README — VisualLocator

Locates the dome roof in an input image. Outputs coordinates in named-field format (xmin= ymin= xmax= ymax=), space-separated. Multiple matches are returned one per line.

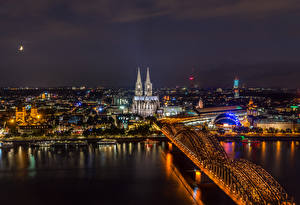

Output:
xmin=214 ymin=113 xmax=241 ymax=126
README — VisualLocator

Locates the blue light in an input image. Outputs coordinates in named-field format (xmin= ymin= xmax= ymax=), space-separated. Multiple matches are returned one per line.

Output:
xmin=75 ymin=102 xmax=82 ymax=107
xmin=226 ymin=112 xmax=241 ymax=126
xmin=215 ymin=112 xmax=241 ymax=126
xmin=234 ymin=79 xmax=239 ymax=88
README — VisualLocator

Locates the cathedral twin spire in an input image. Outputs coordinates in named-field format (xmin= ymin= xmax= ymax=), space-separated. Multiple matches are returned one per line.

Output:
xmin=135 ymin=68 xmax=143 ymax=96
xmin=135 ymin=67 xmax=152 ymax=96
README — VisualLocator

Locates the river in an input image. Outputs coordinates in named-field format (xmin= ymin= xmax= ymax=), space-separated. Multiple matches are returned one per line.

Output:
xmin=0 ymin=140 xmax=298 ymax=204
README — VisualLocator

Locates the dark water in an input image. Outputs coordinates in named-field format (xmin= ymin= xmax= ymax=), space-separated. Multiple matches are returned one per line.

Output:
xmin=221 ymin=140 xmax=300 ymax=204
xmin=0 ymin=141 xmax=298 ymax=205
xmin=0 ymin=142 xmax=197 ymax=205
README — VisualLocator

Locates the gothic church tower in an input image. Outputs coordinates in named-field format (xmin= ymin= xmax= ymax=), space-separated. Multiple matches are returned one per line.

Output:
xmin=135 ymin=67 xmax=143 ymax=96
xmin=144 ymin=67 xmax=152 ymax=96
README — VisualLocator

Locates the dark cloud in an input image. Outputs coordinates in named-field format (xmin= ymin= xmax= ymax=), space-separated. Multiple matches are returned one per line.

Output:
xmin=0 ymin=1 xmax=299 ymax=88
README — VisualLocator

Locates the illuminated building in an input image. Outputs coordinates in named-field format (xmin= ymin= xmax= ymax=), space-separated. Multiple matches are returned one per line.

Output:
xmin=144 ymin=67 xmax=152 ymax=96
xmin=162 ymin=96 xmax=170 ymax=106
xmin=197 ymin=98 xmax=204 ymax=109
xmin=247 ymin=98 xmax=258 ymax=116
xmin=216 ymin=88 xmax=223 ymax=93
xmin=15 ymin=106 xmax=43 ymax=126
xmin=188 ymin=106 xmax=247 ymax=128
xmin=42 ymin=93 xmax=46 ymax=99
xmin=255 ymin=119 xmax=300 ymax=132
xmin=41 ymin=92 xmax=51 ymax=100
xmin=214 ymin=113 xmax=241 ymax=128
xmin=135 ymin=67 xmax=143 ymax=96
xmin=18 ymin=125 xmax=51 ymax=135
xmin=233 ymin=77 xmax=239 ymax=98
xmin=30 ymin=107 xmax=38 ymax=119
xmin=163 ymin=106 xmax=183 ymax=116
xmin=16 ymin=107 xmax=26 ymax=124
xmin=132 ymin=68 xmax=160 ymax=117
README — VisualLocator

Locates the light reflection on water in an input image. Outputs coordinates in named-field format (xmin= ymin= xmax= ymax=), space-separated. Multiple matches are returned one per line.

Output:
xmin=1 ymin=140 xmax=296 ymax=204
xmin=0 ymin=142 xmax=197 ymax=205
xmin=221 ymin=140 xmax=300 ymax=204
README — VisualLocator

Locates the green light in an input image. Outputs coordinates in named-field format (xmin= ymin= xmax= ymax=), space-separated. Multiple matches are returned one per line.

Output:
xmin=290 ymin=105 xmax=298 ymax=109
xmin=240 ymin=135 xmax=245 ymax=140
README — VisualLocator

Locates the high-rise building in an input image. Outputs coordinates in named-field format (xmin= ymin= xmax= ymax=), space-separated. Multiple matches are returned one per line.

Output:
xmin=233 ymin=77 xmax=239 ymax=99
xmin=132 ymin=68 xmax=159 ymax=117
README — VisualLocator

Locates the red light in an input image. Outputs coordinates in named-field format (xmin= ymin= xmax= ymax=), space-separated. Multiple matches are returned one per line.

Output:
xmin=189 ymin=76 xmax=194 ymax=81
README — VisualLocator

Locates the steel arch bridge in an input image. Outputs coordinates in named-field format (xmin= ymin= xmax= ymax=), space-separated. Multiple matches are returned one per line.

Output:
xmin=157 ymin=122 xmax=292 ymax=205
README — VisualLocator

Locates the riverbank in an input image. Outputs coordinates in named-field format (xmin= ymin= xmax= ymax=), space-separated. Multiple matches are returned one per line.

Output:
xmin=2 ymin=133 xmax=300 ymax=144
xmin=217 ymin=135 xmax=300 ymax=141
xmin=0 ymin=135 xmax=167 ymax=143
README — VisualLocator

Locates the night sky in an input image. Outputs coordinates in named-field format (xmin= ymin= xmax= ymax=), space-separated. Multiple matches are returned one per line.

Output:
xmin=1 ymin=0 xmax=300 ymax=88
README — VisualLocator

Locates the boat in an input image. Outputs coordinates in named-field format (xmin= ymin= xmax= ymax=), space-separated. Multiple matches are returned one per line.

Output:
xmin=145 ymin=139 xmax=159 ymax=144
xmin=0 ymin=142 xmax=14 ymax=149
xmin=97 ymin=139 xmax=117 ymax=145
xmin=67 ymin=141 xmax=88 ymax=146
xmin=241 ymin=139 xmax=261 ymax=144
xmin=31 ymin=141 xmax=55 ymax=147
xmin=51 ymin=140 xmax=88 ymax=147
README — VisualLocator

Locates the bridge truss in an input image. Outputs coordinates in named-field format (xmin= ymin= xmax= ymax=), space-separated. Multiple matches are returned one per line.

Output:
xmin=159 ymin=123 xmax=292 ymax=205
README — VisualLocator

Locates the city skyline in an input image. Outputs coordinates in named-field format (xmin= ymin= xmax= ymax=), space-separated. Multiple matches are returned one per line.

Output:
xmin=0 ymin=2 xmax=299 ymax=205
xmin=0 ymin=1 xmax=300 ymax=88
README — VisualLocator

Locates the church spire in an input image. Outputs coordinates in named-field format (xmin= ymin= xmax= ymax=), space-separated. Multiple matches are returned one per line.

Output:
xmin=146 ymin=67 xmax=150 ymax=83
xmin=137 ymin=67 xmax=142 ymax=83
xmin=135 ymin=67 xmax=143 ymax=96
xmin=144 ymin=67 xmax=152 ymax=96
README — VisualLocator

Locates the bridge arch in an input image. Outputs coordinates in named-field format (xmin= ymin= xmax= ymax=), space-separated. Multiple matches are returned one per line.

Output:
xmin=160 ymin=123 xmax=290 ymax=205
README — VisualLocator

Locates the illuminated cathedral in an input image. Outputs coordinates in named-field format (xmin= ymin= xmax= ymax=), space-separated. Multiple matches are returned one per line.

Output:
xmin=132 ymin=68 xmax=160 ymax=117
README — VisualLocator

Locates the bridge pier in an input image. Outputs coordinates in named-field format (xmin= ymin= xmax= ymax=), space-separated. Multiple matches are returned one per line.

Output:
xmin=194 ymin=169 xmax=211 ymax=184
xmin=168 ymin=142 xmax=172 ymax=151
xmin=195 ymin=170 xmax=201 ymax=184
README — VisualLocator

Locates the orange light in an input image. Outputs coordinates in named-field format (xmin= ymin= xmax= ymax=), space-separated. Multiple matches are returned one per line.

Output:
xmin=291 ymin=141 xmax=295 ymax=159
xmin=168 ymin=142 xmax=172 ymax=150
xmin=195 ymin=170 xmax=201 ymax=183
xmin=166 ymin=153 xmax=172 ymax=178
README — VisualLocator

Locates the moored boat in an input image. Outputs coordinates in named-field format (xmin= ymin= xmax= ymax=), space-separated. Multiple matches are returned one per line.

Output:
xmin=0 ymin=142 xmax=14 ymax=148
xmin=97 ymin=139 xmax=117 ymax=145
xmin=51 ymin=140 xmax=88 ymax=147
xmin=31 ymin=141 xmax=55 ymax=147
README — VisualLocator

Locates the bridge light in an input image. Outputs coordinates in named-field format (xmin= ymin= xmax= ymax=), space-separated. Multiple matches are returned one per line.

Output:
xmin=195 ymin=170 xmax=201 ymax=183
xmin=168 ymin=142 xmax=172 ymax=150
